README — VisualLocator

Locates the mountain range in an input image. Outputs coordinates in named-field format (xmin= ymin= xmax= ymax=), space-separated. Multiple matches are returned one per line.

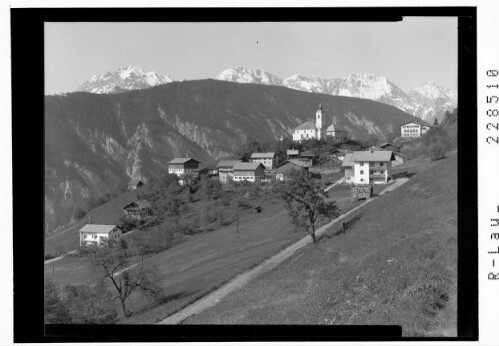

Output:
xmin=76 ymin=65 xmax=457 ymax=122
xmin=46 ymin=79 xmax=422 ymax=234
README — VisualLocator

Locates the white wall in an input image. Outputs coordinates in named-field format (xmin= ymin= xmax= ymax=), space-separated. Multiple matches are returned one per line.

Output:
xmin=353 ymin=161 xmax=370 ymax=184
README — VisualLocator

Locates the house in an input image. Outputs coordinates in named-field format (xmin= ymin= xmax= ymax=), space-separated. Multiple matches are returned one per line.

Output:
xmin=123 ymin=200 xmax=152 ymax=220
xmin=232 ymin=162 xmax=266 ymax=182
xmin=286 ymin=149 xmax=300 ymax=159
xmin=128 ymin=179 xmax=144 ymax=191
xmin=347 ymin=150 xmax=396 ymax=184
xmin=298 ymin=151 xmax=314 ymax=166
xmin=325 ymin=123 xmax=349 ymax=141
xmin=369 ymin=146 xmax=404 ymax=167
xmin=400 ymin=121 xmax=433 ymax=138
xmin=341 ymin=152 xmax=355 ymax=184
xmin=275 ymin=159 xmax=310 ymax=181
xmin=79 ymin=224 xmax=122 ymax=247
xmin=292 ymin=104 xmax=326 ymax=141
xmin=216 ymin=160 xmax=242 ymax=183
xmin=250 ymin=152 xmax=276 ymax=169
xmin=310 ymin=157 xmax=343 ymax=174
xmin=167 ymin=158 xmax=201 ymax=176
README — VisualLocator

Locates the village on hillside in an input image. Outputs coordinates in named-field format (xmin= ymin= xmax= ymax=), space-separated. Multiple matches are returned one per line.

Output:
xmin=75 ymin=104 xmax=438 ymax=247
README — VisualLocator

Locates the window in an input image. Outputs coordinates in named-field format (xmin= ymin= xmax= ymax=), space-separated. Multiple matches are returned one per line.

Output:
xmin=360 ymin=162 xmax=364 ymax=167
xmin=360 ymin=170 xmax=364 ymax=174
xmin=380 ymin=162 xmax=384 ymax=166
xmin=370 ymin=170 xmax=373 ymax=174
xmin=370 ymin=162 xmax=374 ymax=167
xmin=360 ymin=178 xmax=364 ymax=182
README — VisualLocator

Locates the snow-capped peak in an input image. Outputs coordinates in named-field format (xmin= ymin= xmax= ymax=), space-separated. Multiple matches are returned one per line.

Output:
xmin=216 ymin=67 xmax=283 ymax=86
xmin=77 ymin=66 xmax=175 ymax=94
xmin=411 ymin=81 xmax=456 ymax=102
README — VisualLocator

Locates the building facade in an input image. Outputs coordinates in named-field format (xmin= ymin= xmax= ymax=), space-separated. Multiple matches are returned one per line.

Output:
xmin=216 ymin=160 xmax=241 ymax=183
xmin=400 ymin=121 xmax=432 ymax=138
xmin=79 ymin=224 xmax=122 ymax=247
xmin=250 ymin=152 xmax=275 ymax=169
xmin=232 ymin=162 xmax=266 ymax=182
xmin=123 ymin=200 xmax=152 ymax=220
xmin=167 ymin=158 xmax=201 ymax=176
xmin=275 ymin=159 xmax=309 ymax=181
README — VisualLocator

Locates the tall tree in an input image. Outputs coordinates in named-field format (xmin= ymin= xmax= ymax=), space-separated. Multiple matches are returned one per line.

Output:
xmin=90 ymin=239 xmax=163 ymax=319
xmin=273 ymin=169 xmax=340 ymax=243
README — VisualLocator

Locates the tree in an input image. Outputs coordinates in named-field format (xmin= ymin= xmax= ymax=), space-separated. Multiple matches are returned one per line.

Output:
xmin=273 ymin=169 xmax=340 ymax=243
xmin=433 ymin=118 xmax=439 ymax=126
xmin=44 ymin=278 xmax=71 ymax=324
xmin=63 ymin=280 xmax=117 ymax=324
xmin=90 ymin=239 xmax=163 ymax=318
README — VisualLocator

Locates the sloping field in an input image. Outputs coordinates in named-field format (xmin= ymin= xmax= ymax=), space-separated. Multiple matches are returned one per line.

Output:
xmin=185 ymin=154 xmax=457 ymax=336
xmin=44 ymin=190 xmax=139 ymax=255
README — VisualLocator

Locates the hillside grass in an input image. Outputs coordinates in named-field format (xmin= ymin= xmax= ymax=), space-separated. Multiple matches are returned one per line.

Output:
xmin=44 ymin=190 xmax=140 ymax=255
xmin=184 ymin=154 xmax=457 ymax=336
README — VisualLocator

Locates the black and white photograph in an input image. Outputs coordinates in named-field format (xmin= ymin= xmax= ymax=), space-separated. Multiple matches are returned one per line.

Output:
xmin=6 ymin=4 xmax=486 ymax=344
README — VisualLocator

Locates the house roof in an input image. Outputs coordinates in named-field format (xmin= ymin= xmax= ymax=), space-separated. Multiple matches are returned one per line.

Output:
xmin=286 ymin=149 xmax=300 ymax=155
xmin=251 ymin=152 xmax=275 ymax=159
xmin=124 ymin=200 xmax=151 ymax=209
xmin=294 ymin=122 xmax=316 ymax=131
xmin=330 ymin=148 xmax=346 ymax=155
xmin=350 ymin=150 xmax=395 ymax=162
xmin=300 ymin=151 xmax=314 ymax=158
xmin=216 ymin=160 xmax=241 ymax=168
xmin=233 ymin=162 xmax=265 ymax=171
xmin=276 ymin=159 xmax=311 ymax=169
xmin=79 ymin=224 xmax=116 ymax=234
xmin=167 ymin=158 xmax=200 ymax=164
xmin=400 ymin=120 xmax=434 ymax=127
xmin=341 ymin=153 xmax=355 ymax=167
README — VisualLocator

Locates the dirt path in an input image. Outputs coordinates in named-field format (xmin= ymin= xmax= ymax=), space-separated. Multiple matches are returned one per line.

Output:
xmin=324 ymin=177 xmax=345 ymax=192
xmin=45 ymin=216 xmax=90 ymax=241
xmin=157 ymin=178 xmax=409 ymax=324
xmin=44 ymin=250 xmax=77 ymax=265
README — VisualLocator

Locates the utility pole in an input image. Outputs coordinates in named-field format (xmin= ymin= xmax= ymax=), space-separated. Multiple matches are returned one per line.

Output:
xmin=236 ymin=195 xmax=239 ymax=234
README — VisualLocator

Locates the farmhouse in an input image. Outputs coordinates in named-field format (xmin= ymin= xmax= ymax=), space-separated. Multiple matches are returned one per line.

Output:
xmin=128 ymin=179 xmax=144 ymax=190
xmin=400 ymin=121 xmax=432 ymax=138
xmin=250 ymin=152 xmax=275 ymax=169
xmin=298 ymin=151 xmax=314 ymax=166
xmin=79 ymin=224 xmax=122 ymax=247
xmin=232 ymin=162 xmax=265 ymax=182
xmin=216 ymin=160 xmax=242 ymax=183
xmin=311 ymin=156 xmax=343 ymax=174
xmin=325 ymin=123 xmax=349 ymax=141
xmin=123 ymin=200 xmax=152 ymax=220
xmin=167 ymin=158 xmax=201 ymax=176
xmin=275 ymin=159 xmax=310 ymax=181
xmin=286 ymin=149 xmax=300 ymax=159
xmin=344 ymin=150 xmax=395 ymax=184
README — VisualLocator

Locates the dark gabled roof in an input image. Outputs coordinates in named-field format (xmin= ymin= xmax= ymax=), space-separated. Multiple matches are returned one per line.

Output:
xmin=167 ymin=158 xmax=200 ymax=164
xmin=128 ymin=179 xmax=143 ymax=186
xmin=300 ymin=151 xmax=314 ymax=158
xmin=216 ymin=160 xmax=241 ymax=169
xmin=294 ymin=122 xmax=316 ymax=131
xmin=124 ymin=200 xmax=151 ymax=210
xmin=286 ymin=149 xmax=300 ymax=156
xmin=276 ymin=159 xmax=310 ymax=169
xmin=233 ymin=162 xmax=265 ymax=171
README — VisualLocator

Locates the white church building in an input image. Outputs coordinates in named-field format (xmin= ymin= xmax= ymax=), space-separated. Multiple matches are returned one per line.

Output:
xmin=292 ymin=104 xmax=326 ymax=141
xmin=292 ymin=104 xmax=348 ymax=142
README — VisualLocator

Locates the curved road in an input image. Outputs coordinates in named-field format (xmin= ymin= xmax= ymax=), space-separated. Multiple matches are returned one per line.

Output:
xmin=158 ymin=178 xmax=409 ymax=324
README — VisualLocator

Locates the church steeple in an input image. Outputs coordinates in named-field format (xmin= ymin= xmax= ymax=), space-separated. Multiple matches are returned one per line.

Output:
xmin=315 ymin=103 xmax=323 ymax=140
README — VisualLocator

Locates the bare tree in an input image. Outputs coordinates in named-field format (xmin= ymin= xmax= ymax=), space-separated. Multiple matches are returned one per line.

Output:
xmin=90 ymin=239 xmax=163 ymax=319
xmin=273 ymin=169 xmax=340 ymax=243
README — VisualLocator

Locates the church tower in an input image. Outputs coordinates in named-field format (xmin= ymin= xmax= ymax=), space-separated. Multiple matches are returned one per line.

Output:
xmin=315 ymin=103 xmax=323 ymax=140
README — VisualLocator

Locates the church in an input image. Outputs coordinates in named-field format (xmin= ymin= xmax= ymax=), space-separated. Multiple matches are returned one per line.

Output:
xmin=292 ymin=104 xmax=348 ymax=142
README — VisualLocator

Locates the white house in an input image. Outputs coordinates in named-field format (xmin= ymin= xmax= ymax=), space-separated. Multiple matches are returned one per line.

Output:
xmin=216 ymin=160 xmax=241 ymax=183
xmin=342 ymin=150 xmax=395 ymax=184
xmin=79 ymin=224 xmax=122 ymax=247
xmin=400 ymin=121 xmax=432 ymax=138
xmin=232 ymin=162 xmax=266 ymax=182
xmin=250 ymin=152 xmax=275 ymax=169
xmin=167 ymin=158 xmax=201 ymax=176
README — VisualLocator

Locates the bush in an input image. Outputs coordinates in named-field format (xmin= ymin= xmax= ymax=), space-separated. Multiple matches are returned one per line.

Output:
xmin=430 ymin=142 xmax=447 ymax=161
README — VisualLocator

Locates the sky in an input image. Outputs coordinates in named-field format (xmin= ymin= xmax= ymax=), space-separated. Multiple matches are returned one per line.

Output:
xmin=45 ymin=18 xmax=458 ymax=95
